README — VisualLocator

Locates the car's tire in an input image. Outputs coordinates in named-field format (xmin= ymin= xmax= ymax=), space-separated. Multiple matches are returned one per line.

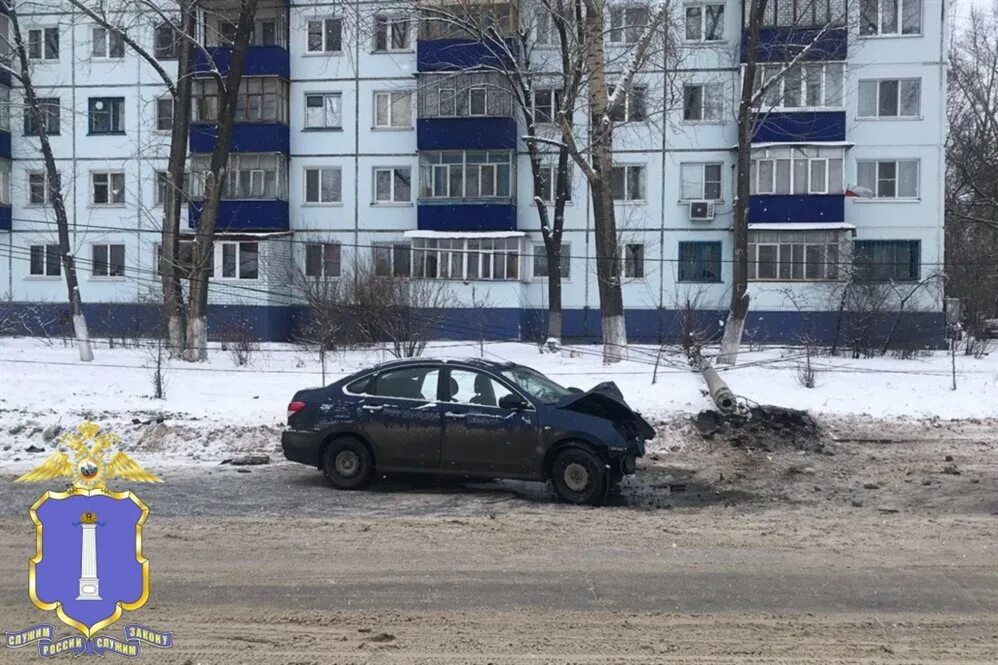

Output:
xmin=550 ymin=447 xmax=607 ymax=505
xmin=322 ymin=437 xmax=374 ymax=490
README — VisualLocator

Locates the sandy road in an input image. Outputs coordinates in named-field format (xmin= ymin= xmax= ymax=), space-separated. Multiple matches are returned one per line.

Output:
xmin=1 ymin=428 xmax=996 ymax=664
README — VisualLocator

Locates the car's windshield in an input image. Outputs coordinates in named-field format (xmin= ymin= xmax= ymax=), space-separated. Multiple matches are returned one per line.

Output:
xmin=501 ymin=366 xmax=573 ymax=404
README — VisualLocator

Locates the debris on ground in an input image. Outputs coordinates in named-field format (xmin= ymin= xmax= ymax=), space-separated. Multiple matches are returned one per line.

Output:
xmin=228 ymin=454 xmax=271 ymax=466
xmin=693 ymin=406 xmax=825 ymax=452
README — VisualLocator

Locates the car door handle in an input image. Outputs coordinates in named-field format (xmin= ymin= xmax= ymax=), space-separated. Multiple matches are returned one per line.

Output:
xmin=473 ymin=413 xmax=504 ymax=420
xmin=444 ymin=412 xmax=466 ymax=419
xmin=361 ymin=405 xmax=384 ymax=412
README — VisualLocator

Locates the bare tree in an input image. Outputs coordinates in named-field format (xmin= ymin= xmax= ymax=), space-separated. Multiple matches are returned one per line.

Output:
xmin=293 ymin=272 xmax=346 ymax=384
xmin=0 ymin=1 xmax=94 ymax=361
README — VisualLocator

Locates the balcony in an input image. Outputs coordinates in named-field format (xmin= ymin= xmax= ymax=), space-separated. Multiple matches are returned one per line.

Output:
xmin=753 ymin=111 xmax=846 ymax=143
xmin=749 ymin=195 xmax=845 ymax=224
xmin=417 ymin=117 xmax=517 ymax=150
xmin=417 ymin=38 xmax=517 ymax=72
xmin=188 ymin=199 xmax=289 ymax=232
xmin=189 ymin=122 xmax=289 ymax=154
xmin=417 ymin=201 xmax=516 ymax=231
xmin=193 ymin=45 xmax=290 ymax=79
xmin=742 ymin=25 xmax=848 ymax=63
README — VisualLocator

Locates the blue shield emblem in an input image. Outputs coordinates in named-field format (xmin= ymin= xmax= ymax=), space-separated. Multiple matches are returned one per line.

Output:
xmin=29 ymin=489 xmax=149 ymax=638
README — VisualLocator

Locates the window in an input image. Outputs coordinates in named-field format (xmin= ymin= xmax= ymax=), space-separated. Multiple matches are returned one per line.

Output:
xmin=755 ymin=62 xmax=844 ymax=110
xmin=305 ymin=93 xmax=342 ymax=129
xmin=419 ymin=151 xmax=513 ymax=200
xmin=0 ymin=162 xmax=9 ymax=205
xmin=0 ymin=87 xmax=9 ymax=132
xmin=853 ymin=240 xmax=920 ymax=282
xmin=155 ymin=240 xmax=203 ymax=278
xmin=156 ymin=97 xmax=174 ymax=131
xmin=154 ymin=22 xmax=180 ymax=59
xmin=749 ymin=146 xmax=845 ymax=195
xmin=304 ymin=243 xmax=341 ymax=278
xmin=373 ymin=242 xmax=412 ymax=277
xmin=411 ymin=237 xmax=521 ymax=280
xmin=91 ymin=26 xmax=124 ymax=58
xmin=193 ymin=78 xmax=288 ymax=124
xmin=608 ymin=6 xmax=650 ymax=44
xmin=678 ymin=241 xmax=721 ymax=282
xmin=856 ymin=160 xmax=919 ymax=199
xmin=374 ymin=15 xmax=409 ymax=51
xmin=683 ymin=83 xmax=723 ymax=121
xmin=533 ymin=88 xmax=561 ymax=123
xmin=374 ymin=167 xmax=412 ymax=203
xmin=756 ymin=0 xmax=847 ymax=28
xmin=374 ymin=91 xmax=412 ymax=128
xmin=304 ymin=167 xmax=342 ymax=204
xmin=749 ymin=230 xmax=842 ymax=281
xmin=218 ymin=242 xmax=258 ymax=279
xmin=307 ymin=18 xmax=342 ymax=53
xmin=92 ymin=172 xmax=125 ymax=205
xmin=611 ymin=165 xmax=645 ymax=201
xmin=373 ymin=367 xmax=439 ymax=400
xmin=438 ymin=87 xmax=457 ymax=116
xmin=28 ymin=27 xmax=59 ymax=60
xmin=608 ymin=86 xmax=647 ymax=122
xmin=92 ymin=244 xmax=125 ymax=277
xmin=446 ymin=369 xmax=515 ymax=407
xmin=154 ymin=171 xmax=189 ymax=207
xmin=24 ymin=98 xmax=60 ymax=136
xmin=468 ymin=87 xmax=488 ymax=116
xmin=536 ymin=163 xmax=572 ymax=203
xmin=88 ymin=97 xmax=125 ymax=134
xmin=190 ymin=154 xmax=287 ymax=200
xmin=30 ymin=245 xmax=61 ymax=276
xmin=685 ymin=4 xmax=724 ymax=41
xmin=860 ymin=0 xmax=921 ymax=36
xmin=624 ymin=243 xmax=645 ymax=278
xmin=533 ymin=243 xmax=570 ymax=279
xmin=534 ymin=8 xmax=558 ymax=45
xmin=28 ymin=171 xmax=57 ymax=205
xmin=680 ymin=163 xmax=723 ymax=200
xmin=858 ymin=79 xmax=920 ymax=118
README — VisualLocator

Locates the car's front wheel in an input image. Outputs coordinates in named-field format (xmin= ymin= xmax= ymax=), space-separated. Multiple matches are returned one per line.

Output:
xmin=551 ymin=448 xmax=607 ymax=505
xmin=322 ymin=437 xmax=374 ymax=490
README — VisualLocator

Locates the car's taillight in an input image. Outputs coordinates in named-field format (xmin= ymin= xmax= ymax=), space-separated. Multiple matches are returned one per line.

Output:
xmin=287 ymin=401 xmax=306 ymax=420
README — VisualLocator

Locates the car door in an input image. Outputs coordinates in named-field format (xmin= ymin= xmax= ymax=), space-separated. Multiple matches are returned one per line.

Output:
xmin=356 ymin=365 xmax=443 ymax=470
xmin=439 ymin=368 xmax=540 ymax=477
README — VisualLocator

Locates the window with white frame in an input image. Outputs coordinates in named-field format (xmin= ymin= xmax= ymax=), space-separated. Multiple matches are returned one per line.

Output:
xmin=92 ymin=244 xmax=125 ymax=277
xmin=412 ymin=237 xmax=521 ymax=280
xmin=154 ymin=171 xmax=189 ymax=207
xmin=156 ymin=97 xmax=173 ymax=131
xmin=749 ymin=230 xmax=843 ymax=281
xmin=438 ymin=87 xmax=457 ymax=116
xmin=608 ymin=6 xmax=650 ymax=44
xmin=749 ymin=146 xmax=844 ymax=195
xmin=858 ymin=78 xmax=920 ymax=118
xmin=374 ymin=15 xmax=409 ymax=51
xmin=304 ymin=242 xmax=341 ymax=278
xmin=0 ymin=87 xmax=10 ymax=132
xmin=856 ymin=160 xmax=919 ymax=199
xmin=29 ymin=244 xmax=61 ymax=276
xmin=304 ymin=167 xmax=342 ymax=204
xmin=304 ymin=93 xmax=342 ymax=129
xmin=683 ymin=83 xmax=723 ymax=121
xmin=536 ymin=163 xmax=572 ymax=203
xmin=92 ymin=172 xmax=125 ymax=205
xmin=534 ymin=8 xmax=558 ymax=45
xmin=307 ymin=17 xmax=342 ymax=53
xmin=154 ymin=240 xmax=201 ymax=278
xmin=217 ymin=241 xmax=258 ymax=279
xmin=419 ymin=151 xmax=514 ymax=199
xmin=28 ymin=171 xmax=57 ymax=205
xmin=91 ymin=26 xmax=124 ymax=58
xmin=608 ymin=86 xmax=647 ymax=122
xmin=680 ymin=163 xmax=723 ymax=200
xmin=860 ymin=0 xmax=921 ymax=36
xmin=533 ymin=243 xmax=570 ymax=279
xmin=624 ymin=243 xmax=645 ymax=278
xmin=189 ymin=154 xmax=287 ymax=200
xmin=754 ymin=0 xmax=847 ymax=28
xmin=611 ymin=165 xmax=645 ymax=201
xmin=373 ymin=242 xmax=412 ymax=276
xmin=533 ymin=88 xmax=561 ymax=123
xmin=374 ymin=167 xmax=412 ymax=203
xmin=28 ymin=27 xmax=59 ymax=60
xmin=417 ymin=73 xmax=514 ymax=119
xmin=685 ymin=4 xmax=724 ymax=41
xmin=0 ymin=161 xmax=10 ymax=205
xmin=467 ymin=87 xmax=489 ymax=116
xmin=24 ymin=97 xmax=60 ymax=136
xmin=154 ymin=22 xmax=181 ymax=59
xmin=756 ymin=62 xmax=844 ymax=110
xmin=193 ymin=78 xmax=288 ymax=124
xmin=374 ymin=91 xmax=412 ymax=128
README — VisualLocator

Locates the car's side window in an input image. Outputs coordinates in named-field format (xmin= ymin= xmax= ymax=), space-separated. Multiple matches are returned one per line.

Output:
xmin=345 ymin=375 xmax=373 ymax=394
xmin=446 ymin=369 xmax=515 ymax=408
xmin=373 ymin=367 xmax=440 ymax=401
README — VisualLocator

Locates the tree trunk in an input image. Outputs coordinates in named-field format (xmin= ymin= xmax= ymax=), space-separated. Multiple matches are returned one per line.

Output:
xmin=162 ymin=1 xmax=196 ymax=356
xmin=183 ymin=0 xmax=260 ymax=361
xmin=6 ymin=5 xmax=93 ymax=361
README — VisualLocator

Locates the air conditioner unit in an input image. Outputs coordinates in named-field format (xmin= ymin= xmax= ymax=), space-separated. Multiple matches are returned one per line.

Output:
xmin=689 ymin=200 xmax=715 ymax=222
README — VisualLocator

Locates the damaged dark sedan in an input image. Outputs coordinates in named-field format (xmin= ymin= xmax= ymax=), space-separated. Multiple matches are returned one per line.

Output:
xmin=282 ymin=358 xmax=655 ymax=504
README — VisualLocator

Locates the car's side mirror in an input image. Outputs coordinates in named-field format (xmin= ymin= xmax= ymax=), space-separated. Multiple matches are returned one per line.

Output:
xmin=498 ymin=394 xmax=529 ymax=410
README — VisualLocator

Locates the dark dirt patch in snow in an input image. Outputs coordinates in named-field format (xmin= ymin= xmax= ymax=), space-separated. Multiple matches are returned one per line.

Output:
xmin=693 ymin=406 xmax=826 ymax=453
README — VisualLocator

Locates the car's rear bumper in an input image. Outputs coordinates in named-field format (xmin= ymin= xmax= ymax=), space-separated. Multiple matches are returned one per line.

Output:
xmin=281 ymin=430 xmax=322 ymax=467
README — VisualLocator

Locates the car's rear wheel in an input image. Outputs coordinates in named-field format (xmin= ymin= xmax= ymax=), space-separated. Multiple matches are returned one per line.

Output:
xmin=322 ymin=437 xmax=374 ymax=490
xmin=551 ymin=448 xmax=607 ymax=505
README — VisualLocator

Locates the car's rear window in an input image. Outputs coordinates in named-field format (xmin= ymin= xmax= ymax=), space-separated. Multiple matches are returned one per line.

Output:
xmin=345 ymin=375 xmax=373 ymax=394
xmin=372 ymin=367 xmax=439 ymax=401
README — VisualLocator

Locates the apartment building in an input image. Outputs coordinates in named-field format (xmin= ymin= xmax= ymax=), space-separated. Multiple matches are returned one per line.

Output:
xmin=0 ymin=0 xmax=948 ymax=343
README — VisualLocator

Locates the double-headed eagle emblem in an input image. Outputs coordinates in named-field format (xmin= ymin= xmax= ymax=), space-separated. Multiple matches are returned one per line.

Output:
xmin=15 ymin=421 xmax=161 ymax=490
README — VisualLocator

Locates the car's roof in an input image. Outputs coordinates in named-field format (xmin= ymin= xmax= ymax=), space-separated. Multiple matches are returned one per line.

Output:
xmin=367 ymin=357 xmax=518 ymax=372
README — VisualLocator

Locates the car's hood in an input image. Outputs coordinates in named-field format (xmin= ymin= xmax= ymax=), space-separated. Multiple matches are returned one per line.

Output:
xmin=555 ymin=382 xmax=656 ymax=440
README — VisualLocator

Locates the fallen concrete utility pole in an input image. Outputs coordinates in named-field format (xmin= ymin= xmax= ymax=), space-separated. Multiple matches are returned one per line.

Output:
xmin=699 ymin=357 xmax=739 ymax=415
